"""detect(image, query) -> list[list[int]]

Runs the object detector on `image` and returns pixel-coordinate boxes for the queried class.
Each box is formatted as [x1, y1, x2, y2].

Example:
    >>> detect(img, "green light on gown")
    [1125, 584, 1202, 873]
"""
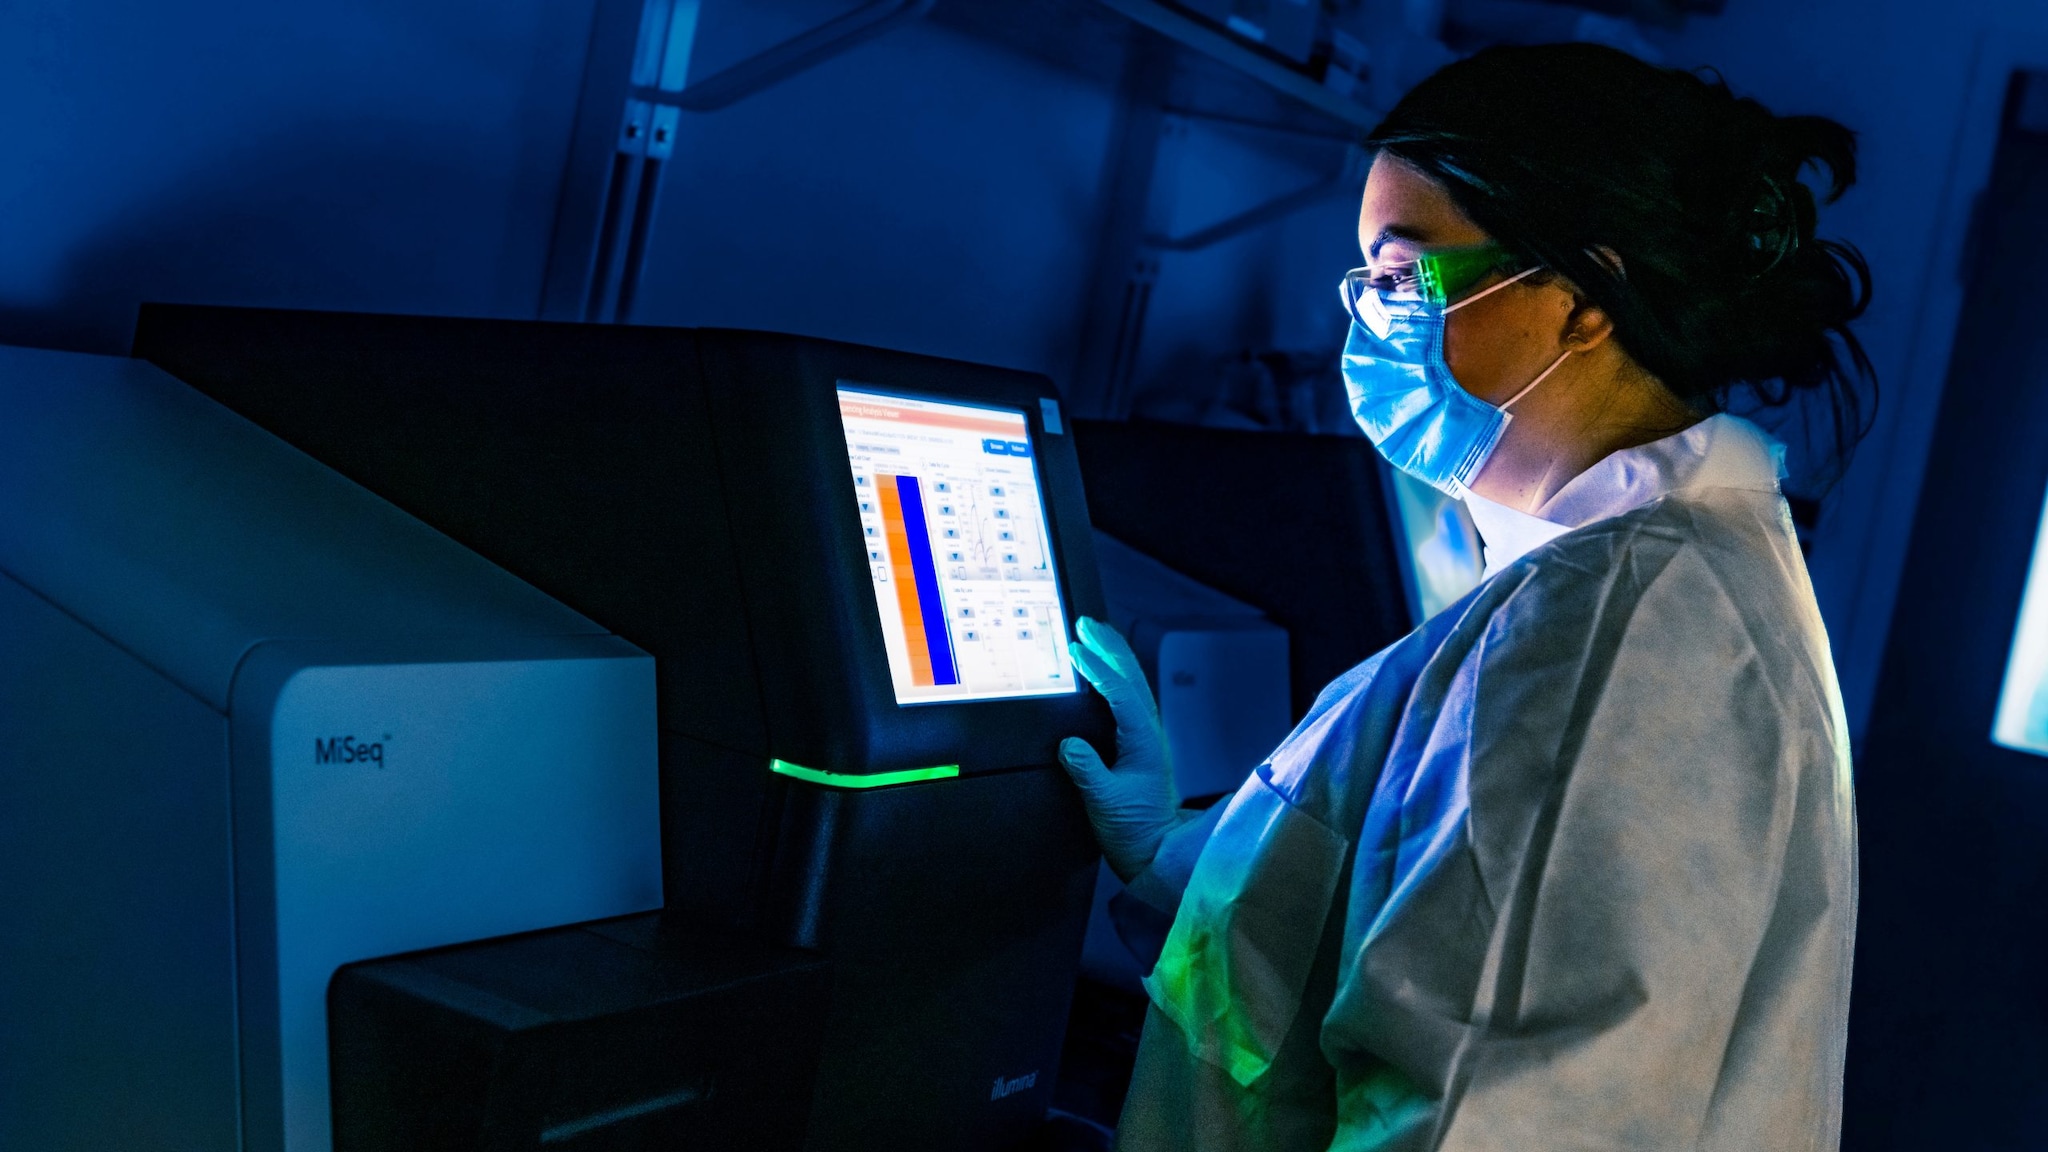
[769, 759, 959, 789]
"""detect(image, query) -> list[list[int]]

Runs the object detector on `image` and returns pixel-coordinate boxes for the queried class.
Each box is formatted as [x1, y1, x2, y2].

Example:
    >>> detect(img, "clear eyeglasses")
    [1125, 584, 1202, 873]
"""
[1338, 242, 1526, 339]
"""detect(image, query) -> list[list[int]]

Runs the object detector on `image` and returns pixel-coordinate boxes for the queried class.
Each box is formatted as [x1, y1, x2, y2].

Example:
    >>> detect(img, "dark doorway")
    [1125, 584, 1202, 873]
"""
[1845, 70, 2048, 1149]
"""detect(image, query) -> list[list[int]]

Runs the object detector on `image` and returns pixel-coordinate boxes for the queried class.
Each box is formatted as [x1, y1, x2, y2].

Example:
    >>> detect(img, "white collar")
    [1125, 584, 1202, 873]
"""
[1461, 414, 1787, 576]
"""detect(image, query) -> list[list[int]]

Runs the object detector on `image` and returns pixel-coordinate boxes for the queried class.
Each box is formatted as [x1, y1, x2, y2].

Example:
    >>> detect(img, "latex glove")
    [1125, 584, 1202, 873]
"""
[1059, 616, 1179, 883]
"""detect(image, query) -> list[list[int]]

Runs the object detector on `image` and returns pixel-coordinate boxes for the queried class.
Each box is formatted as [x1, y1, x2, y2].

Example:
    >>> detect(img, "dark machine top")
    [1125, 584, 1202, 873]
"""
[135, 306, 1113, 779]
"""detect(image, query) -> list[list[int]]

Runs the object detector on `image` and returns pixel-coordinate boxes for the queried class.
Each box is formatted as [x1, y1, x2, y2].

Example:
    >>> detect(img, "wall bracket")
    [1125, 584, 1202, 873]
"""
[541, 0, 933, 324]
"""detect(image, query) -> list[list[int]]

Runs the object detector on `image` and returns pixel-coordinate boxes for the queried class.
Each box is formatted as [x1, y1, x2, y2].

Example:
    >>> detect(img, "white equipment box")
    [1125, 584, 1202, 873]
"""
[0, 345, 662, 1152]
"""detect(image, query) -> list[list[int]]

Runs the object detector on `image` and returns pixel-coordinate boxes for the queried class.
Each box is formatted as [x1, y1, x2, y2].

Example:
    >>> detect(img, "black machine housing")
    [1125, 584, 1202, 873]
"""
[328, 914, 831, 1152]
[137, 306, 1113, 1151]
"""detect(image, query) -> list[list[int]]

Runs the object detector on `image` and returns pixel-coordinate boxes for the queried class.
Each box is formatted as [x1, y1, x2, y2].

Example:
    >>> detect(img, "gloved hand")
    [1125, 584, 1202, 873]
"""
[1060, 616, 1180, 884]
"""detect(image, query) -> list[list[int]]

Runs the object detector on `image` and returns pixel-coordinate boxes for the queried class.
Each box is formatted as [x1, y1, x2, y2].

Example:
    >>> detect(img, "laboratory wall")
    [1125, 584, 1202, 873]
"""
[1845, 95, 2048, 1149]
[624, 7, 1115, 380]
[588, 5, 1368, 420]
[1653, 0, 2048, 741]
[0, 1, 1359, 425]
[0, 0, 596, 352]
[2, 0, 2043, 728]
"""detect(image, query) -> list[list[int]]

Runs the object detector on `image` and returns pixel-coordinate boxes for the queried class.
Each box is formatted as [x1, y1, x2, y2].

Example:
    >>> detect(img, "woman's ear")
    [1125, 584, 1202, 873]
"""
[1563, 297, 1617, 352]
[1561, 247, 1625, 352]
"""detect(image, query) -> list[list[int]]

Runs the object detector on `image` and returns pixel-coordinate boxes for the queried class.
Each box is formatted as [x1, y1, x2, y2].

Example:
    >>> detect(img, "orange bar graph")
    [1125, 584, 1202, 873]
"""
[876, 475, 934, 686]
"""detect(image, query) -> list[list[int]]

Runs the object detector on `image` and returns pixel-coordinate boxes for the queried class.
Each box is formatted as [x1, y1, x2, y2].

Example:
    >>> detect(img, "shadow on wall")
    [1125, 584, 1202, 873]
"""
[0, 122, 560, 356]
[627, 18, 1119, 384]
[0, 18, 1119, 384]
[0, 0, 1359, 419]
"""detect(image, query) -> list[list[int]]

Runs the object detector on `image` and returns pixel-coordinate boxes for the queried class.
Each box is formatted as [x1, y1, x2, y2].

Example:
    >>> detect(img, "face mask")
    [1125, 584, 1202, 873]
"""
[1339, 264, 1573, 498]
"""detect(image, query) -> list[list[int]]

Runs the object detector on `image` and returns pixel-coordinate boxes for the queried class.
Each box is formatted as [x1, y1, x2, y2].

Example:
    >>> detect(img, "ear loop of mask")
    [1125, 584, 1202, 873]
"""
[1499, 348, 1574, 409]
[1441, 263, 1541, 314]
[1438, 263, 1574, 411]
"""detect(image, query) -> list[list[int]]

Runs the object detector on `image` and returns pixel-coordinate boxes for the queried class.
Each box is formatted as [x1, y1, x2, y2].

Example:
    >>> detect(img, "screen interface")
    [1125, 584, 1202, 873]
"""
[1994, 487, 2048, 755]
[838, 386, 1077, 705]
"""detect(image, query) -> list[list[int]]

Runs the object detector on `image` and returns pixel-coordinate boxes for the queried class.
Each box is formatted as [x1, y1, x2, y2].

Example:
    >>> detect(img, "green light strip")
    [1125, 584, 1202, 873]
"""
[769, 759, 960, 789]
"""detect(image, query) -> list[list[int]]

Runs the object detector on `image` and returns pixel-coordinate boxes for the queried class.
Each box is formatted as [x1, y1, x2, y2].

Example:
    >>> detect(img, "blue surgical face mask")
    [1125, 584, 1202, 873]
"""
[1339, 265, 1572, 498]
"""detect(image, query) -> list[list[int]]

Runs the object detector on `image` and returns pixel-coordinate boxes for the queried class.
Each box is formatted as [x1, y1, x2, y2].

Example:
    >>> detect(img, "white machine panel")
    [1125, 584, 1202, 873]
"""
[1156, 627, 1293, 800]
[0, 342, 663, 1152]
[245, 650, 661, 1152]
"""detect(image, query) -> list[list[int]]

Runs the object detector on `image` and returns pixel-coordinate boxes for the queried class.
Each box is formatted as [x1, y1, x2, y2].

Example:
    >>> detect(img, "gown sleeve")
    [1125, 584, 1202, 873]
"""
[1109, 803, 1226, 973]
[1109, 649, 1415, 975]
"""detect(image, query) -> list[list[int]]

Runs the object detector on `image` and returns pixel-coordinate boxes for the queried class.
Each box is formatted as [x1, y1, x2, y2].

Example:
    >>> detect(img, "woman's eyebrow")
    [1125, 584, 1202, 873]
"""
[1368, 225, 1432, 260]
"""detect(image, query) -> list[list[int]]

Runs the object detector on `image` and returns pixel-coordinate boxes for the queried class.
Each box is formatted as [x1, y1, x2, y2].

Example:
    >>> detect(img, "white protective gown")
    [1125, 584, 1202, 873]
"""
[1109, 414, 1858, 1151]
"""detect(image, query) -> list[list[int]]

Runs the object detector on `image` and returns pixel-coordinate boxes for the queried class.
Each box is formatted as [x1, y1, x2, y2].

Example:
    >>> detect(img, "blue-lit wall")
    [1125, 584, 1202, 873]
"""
[0, 0, 597, 351]
[1652, 10, 2048, 1149]
[616, 7, 1365, 406]
[1120, 116, 1358, 423]
[0, 1, 1355, 418]
[6, 0, 2048, 734]
[626, 15, 1117, 381]
[1654, 0, 2048, 741]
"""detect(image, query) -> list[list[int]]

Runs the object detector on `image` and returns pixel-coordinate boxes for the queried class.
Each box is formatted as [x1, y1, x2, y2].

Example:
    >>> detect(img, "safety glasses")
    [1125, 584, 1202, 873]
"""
[1339, 243, 1527, 339]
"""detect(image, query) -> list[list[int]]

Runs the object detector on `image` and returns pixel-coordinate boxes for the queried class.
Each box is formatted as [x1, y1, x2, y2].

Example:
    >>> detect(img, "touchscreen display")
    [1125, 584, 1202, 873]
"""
[839, 386, 1077, 705]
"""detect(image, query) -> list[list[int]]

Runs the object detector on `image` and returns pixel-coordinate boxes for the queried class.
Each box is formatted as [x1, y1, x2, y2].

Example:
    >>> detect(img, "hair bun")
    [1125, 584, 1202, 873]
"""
[1745, 172, 1803, 276]
[1366, 44, 1877, 487]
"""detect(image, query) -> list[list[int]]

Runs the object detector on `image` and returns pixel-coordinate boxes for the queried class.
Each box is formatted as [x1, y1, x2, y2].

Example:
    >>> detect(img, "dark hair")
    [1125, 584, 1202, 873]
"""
[1366, 42, 1875, 484]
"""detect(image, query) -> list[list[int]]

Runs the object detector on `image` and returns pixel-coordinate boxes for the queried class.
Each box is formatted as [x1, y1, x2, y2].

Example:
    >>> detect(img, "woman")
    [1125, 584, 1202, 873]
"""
[1059, 43, 1868, 1151]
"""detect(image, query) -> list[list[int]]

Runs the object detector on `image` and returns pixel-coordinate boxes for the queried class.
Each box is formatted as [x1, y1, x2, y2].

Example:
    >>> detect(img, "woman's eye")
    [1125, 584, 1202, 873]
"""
[1370, 265, 1420, 292]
